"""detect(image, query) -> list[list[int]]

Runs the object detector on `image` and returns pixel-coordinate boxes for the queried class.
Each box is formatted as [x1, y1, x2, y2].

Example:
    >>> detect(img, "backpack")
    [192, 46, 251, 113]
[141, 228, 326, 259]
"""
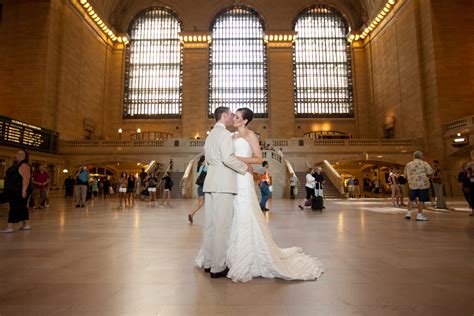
[78, 171, 88, 184]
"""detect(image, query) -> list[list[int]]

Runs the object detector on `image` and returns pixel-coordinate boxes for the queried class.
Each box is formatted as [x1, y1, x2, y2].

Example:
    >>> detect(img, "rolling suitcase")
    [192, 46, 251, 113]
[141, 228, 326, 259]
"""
[312, 196, 323, 211]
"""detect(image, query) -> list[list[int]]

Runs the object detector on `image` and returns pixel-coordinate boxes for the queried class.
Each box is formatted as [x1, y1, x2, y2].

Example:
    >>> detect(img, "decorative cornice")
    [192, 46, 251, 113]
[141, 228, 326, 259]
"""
[73, 0, 129, 47]
[348, 0, 398, 43]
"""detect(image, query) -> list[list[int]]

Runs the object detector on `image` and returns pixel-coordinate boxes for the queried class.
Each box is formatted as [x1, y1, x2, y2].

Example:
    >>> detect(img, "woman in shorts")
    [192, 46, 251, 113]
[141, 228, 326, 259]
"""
[147, 173, 158, 202]
[117, 172, 128, 207]
[161, 172, 173, 206]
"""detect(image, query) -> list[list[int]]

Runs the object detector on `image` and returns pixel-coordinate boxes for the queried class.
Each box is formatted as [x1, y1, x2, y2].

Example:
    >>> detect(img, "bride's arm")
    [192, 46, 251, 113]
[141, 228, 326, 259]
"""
[237, 132, 263, 164]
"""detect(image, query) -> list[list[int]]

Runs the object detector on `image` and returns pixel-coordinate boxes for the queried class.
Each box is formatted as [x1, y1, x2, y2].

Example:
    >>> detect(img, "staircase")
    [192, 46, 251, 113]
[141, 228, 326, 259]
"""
[294, 172, 342, 199]
[168, 172, 184, 199]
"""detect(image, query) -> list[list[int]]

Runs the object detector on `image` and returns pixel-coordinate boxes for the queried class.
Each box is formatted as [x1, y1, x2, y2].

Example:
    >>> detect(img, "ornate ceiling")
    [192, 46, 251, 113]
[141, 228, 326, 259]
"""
[87, 0, 387, 33]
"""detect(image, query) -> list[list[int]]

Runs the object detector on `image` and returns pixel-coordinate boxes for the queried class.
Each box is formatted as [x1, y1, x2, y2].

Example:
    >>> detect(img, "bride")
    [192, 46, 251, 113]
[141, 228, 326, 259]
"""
[196, 107, 325, 283]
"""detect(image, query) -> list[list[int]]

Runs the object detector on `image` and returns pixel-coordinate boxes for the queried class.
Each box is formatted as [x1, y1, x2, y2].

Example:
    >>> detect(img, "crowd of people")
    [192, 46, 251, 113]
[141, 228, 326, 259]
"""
[1, 147, 473, 233]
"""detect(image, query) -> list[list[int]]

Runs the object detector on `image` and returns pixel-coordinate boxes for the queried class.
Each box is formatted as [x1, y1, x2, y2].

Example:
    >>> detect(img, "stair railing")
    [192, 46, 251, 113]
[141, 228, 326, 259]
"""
[181, 153, 204, 197]
[322, 160, 345, 195]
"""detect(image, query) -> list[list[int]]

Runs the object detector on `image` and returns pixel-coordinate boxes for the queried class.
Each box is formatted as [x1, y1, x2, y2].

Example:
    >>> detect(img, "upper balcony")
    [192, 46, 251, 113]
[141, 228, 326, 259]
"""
[60, 137, 419, 156]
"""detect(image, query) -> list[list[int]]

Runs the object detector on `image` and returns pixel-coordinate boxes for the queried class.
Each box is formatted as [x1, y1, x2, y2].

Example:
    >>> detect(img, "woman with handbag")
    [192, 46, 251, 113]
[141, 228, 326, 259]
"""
[189, 156, 207, 223]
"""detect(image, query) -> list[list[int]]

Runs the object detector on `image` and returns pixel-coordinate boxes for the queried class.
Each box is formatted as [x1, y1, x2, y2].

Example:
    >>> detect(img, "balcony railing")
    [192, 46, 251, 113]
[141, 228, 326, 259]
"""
[60, 138, 417, 155]
[444, 115, 474, 133]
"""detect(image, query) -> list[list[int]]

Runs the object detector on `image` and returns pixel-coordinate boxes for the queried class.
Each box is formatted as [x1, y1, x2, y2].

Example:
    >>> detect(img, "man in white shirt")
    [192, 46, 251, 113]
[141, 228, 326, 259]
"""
[298, 168, 315, 210]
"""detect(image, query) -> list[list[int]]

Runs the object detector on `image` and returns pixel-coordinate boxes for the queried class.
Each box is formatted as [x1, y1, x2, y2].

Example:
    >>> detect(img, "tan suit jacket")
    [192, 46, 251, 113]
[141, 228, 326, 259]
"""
[203, 123, 247, 194]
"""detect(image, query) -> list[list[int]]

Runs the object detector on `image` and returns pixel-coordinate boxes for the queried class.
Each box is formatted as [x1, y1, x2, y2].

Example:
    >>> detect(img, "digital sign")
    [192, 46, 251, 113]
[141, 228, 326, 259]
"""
[0, 115, 59, 153]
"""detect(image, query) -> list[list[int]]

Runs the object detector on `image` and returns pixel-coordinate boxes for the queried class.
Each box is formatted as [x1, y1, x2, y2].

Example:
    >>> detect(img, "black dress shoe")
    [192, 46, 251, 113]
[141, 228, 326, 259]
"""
[204, 268, 211, 273]
[210, 267, 229, 279]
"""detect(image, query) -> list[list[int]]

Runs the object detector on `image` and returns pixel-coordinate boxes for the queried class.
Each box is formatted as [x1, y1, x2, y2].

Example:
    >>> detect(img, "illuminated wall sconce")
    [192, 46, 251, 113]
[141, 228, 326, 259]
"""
[136, 128, 141, 134]
[63, 169, 69, 174]
[452, 133, 469, 147]
[348, 0, 398, 43]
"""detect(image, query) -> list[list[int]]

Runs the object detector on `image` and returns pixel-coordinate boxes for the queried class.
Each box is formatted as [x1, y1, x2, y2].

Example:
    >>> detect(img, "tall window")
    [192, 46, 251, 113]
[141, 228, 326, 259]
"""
[294, 5, 353, 117]
[209, 6, 268, 117]
[123, 7, 183, 118]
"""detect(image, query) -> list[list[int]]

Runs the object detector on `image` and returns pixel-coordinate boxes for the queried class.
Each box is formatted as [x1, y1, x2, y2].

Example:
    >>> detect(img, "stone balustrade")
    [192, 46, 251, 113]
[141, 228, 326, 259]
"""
[60, 137, 418, 155]
[443, 115, 474, 134]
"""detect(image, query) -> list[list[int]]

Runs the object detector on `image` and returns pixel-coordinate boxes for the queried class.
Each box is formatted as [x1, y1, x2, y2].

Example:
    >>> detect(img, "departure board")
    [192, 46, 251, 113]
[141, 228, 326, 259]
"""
[0, 115, 59, 153]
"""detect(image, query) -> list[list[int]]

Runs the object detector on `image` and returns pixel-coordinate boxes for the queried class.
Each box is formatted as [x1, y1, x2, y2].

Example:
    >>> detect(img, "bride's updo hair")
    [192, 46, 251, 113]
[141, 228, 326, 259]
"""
[236, 107, 254, 126]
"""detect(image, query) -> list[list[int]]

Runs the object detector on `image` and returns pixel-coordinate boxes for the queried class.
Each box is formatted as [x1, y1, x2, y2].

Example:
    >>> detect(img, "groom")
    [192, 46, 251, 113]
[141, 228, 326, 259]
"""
[202, 107, 250, 278]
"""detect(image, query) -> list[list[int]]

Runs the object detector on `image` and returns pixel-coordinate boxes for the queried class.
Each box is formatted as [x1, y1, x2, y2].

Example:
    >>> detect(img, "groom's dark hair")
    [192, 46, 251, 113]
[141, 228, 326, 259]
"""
[214, 107, 230, 122]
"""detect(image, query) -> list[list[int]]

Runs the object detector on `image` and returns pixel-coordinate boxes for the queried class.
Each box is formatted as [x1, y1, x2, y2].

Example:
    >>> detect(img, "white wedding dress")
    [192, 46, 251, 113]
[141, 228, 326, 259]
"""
[196, 137, 325, 282]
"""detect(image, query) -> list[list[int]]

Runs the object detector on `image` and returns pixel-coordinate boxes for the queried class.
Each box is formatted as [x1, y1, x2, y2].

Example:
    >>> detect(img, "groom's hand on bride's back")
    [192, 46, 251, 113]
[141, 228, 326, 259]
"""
[246, 164, 253, 173]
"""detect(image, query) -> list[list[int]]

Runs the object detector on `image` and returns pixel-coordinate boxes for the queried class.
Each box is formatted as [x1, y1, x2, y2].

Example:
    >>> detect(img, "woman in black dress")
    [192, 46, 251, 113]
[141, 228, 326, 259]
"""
[126, 174, 136, 206]
[1, 149, 32, 233]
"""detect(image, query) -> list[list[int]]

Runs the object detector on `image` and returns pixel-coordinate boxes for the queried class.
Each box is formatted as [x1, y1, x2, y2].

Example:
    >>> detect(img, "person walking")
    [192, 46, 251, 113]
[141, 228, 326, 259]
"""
[404, 151, 433, 221]
[161, 172, 173, 206]
[189, 156, 207, 223]
[75, 166, 89, 207]
[259, 161, 271, 211]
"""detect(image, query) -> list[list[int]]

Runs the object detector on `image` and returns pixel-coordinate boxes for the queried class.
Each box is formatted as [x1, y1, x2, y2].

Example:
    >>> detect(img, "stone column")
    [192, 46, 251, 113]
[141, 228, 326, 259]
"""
[265, 32, 297, 139]
[180, 33, 211, 139]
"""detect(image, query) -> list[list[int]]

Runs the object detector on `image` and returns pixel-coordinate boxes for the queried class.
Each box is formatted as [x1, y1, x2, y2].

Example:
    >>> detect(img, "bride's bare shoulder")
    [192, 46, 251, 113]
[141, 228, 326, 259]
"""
[246, 130, 259, 144]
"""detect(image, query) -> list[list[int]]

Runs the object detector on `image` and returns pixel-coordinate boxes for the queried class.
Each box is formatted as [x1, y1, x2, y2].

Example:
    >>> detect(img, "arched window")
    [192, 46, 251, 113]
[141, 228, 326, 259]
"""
[293, 5, 353, 117]
[209, 6, 268, 117]
[123, 7, 183, 118]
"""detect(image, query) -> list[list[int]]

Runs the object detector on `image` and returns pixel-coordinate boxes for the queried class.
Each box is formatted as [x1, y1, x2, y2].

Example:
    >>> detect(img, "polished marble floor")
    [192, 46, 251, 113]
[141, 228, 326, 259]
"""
[0, 196, 473, 316]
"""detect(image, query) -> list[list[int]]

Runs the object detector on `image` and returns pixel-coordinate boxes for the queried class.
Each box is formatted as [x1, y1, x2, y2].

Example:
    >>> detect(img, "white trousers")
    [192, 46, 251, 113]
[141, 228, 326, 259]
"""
[203, 193, 234, 273]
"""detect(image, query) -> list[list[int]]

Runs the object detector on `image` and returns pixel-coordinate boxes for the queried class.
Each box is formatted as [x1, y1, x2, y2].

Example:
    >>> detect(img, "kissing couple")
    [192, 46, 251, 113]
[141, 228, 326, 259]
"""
[195, 106, 325, 282]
